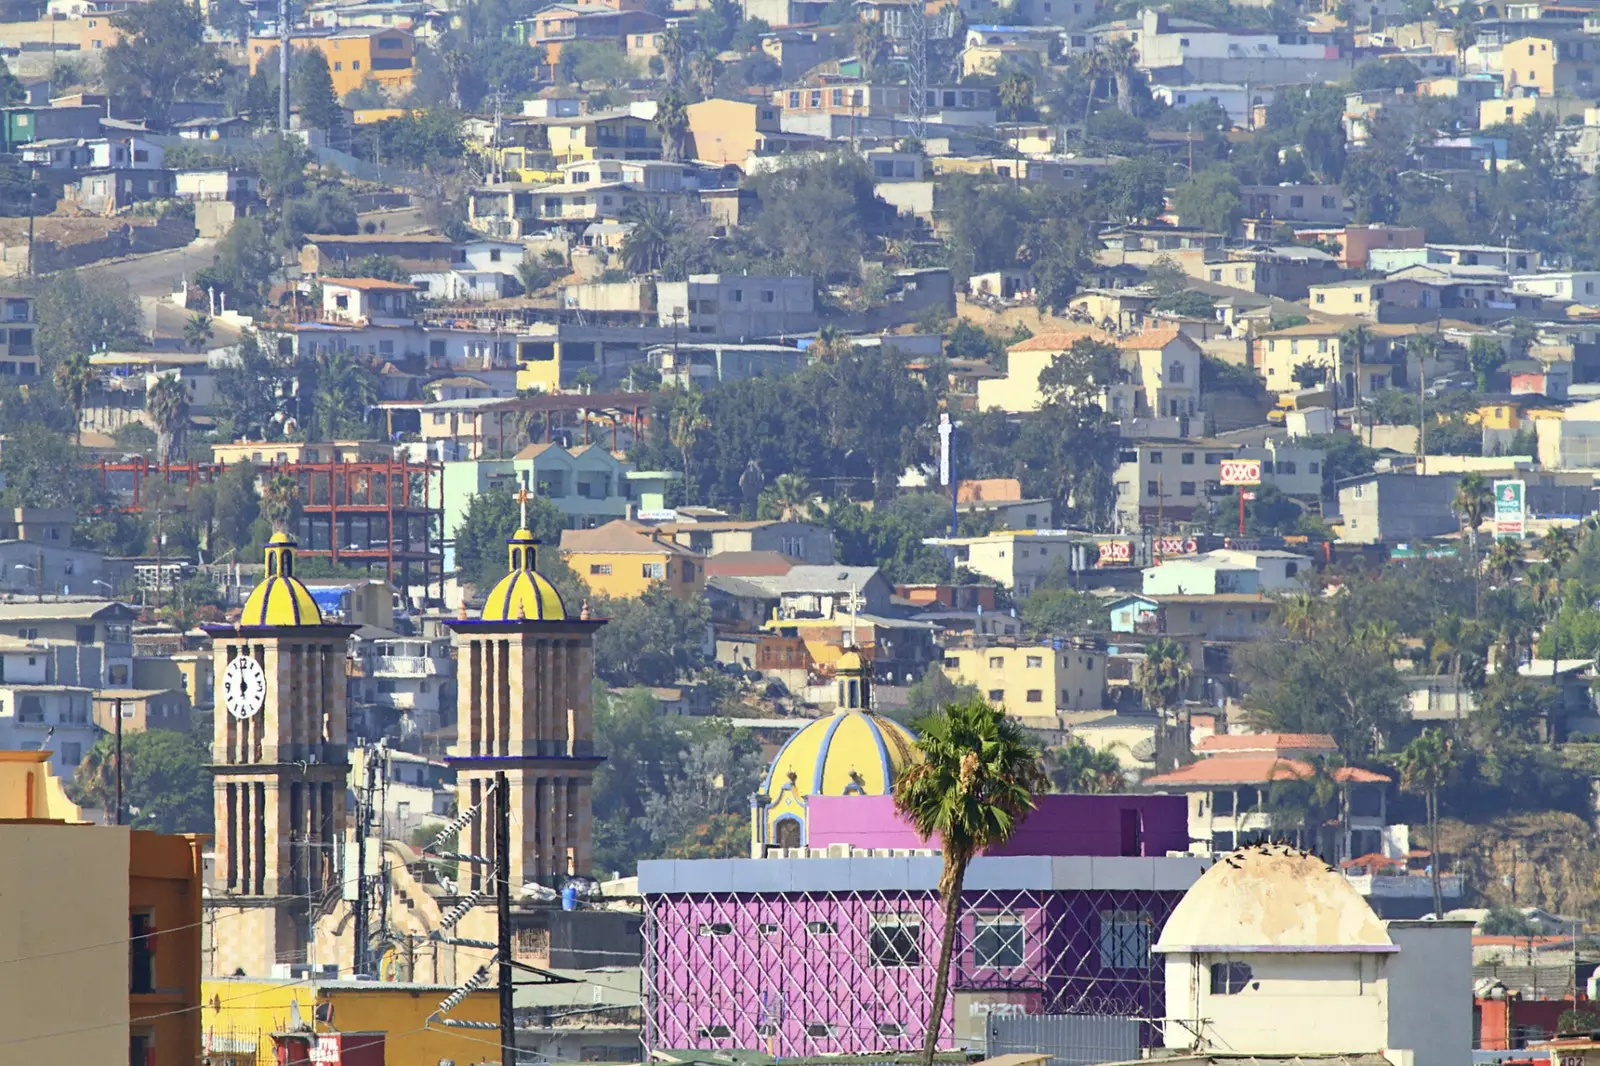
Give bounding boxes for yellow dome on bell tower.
[481,527,567,622]
[238,532,323,627]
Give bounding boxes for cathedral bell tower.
[447,493,603,893]
[205,532,357,976]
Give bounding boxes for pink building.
[642,794,1204,1057]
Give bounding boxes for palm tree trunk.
[922,853,968,1066]
[1428,790,1442,917]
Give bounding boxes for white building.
[0,682,98,781]
[655,274,817,339]
[1156,844,1472,1066]
[1151,83,1276,127]
[1510,271,1600,303]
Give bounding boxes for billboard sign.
[1219,459,1262,486]
[1493,479,1525,539]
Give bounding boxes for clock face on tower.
[223,654,267,720]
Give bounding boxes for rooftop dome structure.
[239,532,323,627]
[481,526,566,622]
[1155,842,1394,954]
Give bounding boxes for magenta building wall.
[641,794,1205,1058]
[804,794,1191,857]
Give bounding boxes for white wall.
[1384,921,1473,1066]
[1164,951,1391,1054]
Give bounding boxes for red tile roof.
[1197,732,1339,754]
[1114,327,1184,350]
[1006,327,1112,352]
[1143,753,1389,788]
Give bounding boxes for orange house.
[247,26,416,96]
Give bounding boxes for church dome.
[239,533,323,627]
[1155,843,1394,955]
[481,528,566,622]
[762,707,919,801]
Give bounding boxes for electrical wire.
[0,854,379,967]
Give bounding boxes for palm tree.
[1454,472,1491,614]
[1486,535,1523,588]
[1267,754,1345,860]
[660,22,690,87]
[183,314,214,353]
[1280,590,1323,642]
[894,696,1046,1066]
[1136,637,1192,762]
[690,50,717,98]
[1337,323,1371,416]
[1428,613,1480,729]
[260,470,300,533]
[998,71,1034,122]
[146,375,190,464]
[312,351,377,439]
[1077,48,1109,127]
[1398,728,1456,917]
[619,201,682,275]
[53,351,91,445]
[654,88,691,163]
[1047,739,1125,793]
[1541,526,1576,574]
[669,388,709,502]
[766,472,812,522]
[1102,37,1138,114]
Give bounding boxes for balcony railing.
[371,656,445,677]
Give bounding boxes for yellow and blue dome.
[481,528,566,622]
[762,706,919,800]
[239,533,323,627]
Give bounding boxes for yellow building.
[246,26,416,96]
[209,438,386,466]
[559,519,704,599]
[942,643,1107,719]
[0,751,205,1066]
[1500,36,1600,98]
[749,654,920,855]
[201,975,499,1066]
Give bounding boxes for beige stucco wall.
[0,823,129,1064]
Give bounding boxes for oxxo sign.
[1219,459,1263,486]
[1153,537,1200,557]
[1097,541,1133,566]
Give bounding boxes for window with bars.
[869,913,922,967]
[1098,909,1151,970]
[973,912,1024,968]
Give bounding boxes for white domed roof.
[1155,843,1395,954]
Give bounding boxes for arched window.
[775,819,802,849]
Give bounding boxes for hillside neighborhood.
[12,0,1600,1062]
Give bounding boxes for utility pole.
[496,769,515,1066]
[113,696,123,826]
[353,747,376,977]
[278,0,291,133]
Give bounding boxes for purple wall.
[805,794,1190,857]
[644,885,1184,1056]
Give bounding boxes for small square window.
[1025,690,1043,702]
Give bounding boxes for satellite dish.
[289,998,304,1031]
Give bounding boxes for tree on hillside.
[590,584,713,686]
[146,375,189,464]
[1046,739,1125,793]
[52,351,90,444]
[895,698,1045,1066]
[1398,728,1457,916]
[296,48,345,136]
[1172,165,1242,234]
[655,88,690,163]
[73,728,212,833]
[34,270,140,369]
[214,332,294,441]
[183,314,214,353]
[453,487,569,592]
[102,0,226,124]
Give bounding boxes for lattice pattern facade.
[643,881,1185,1057]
